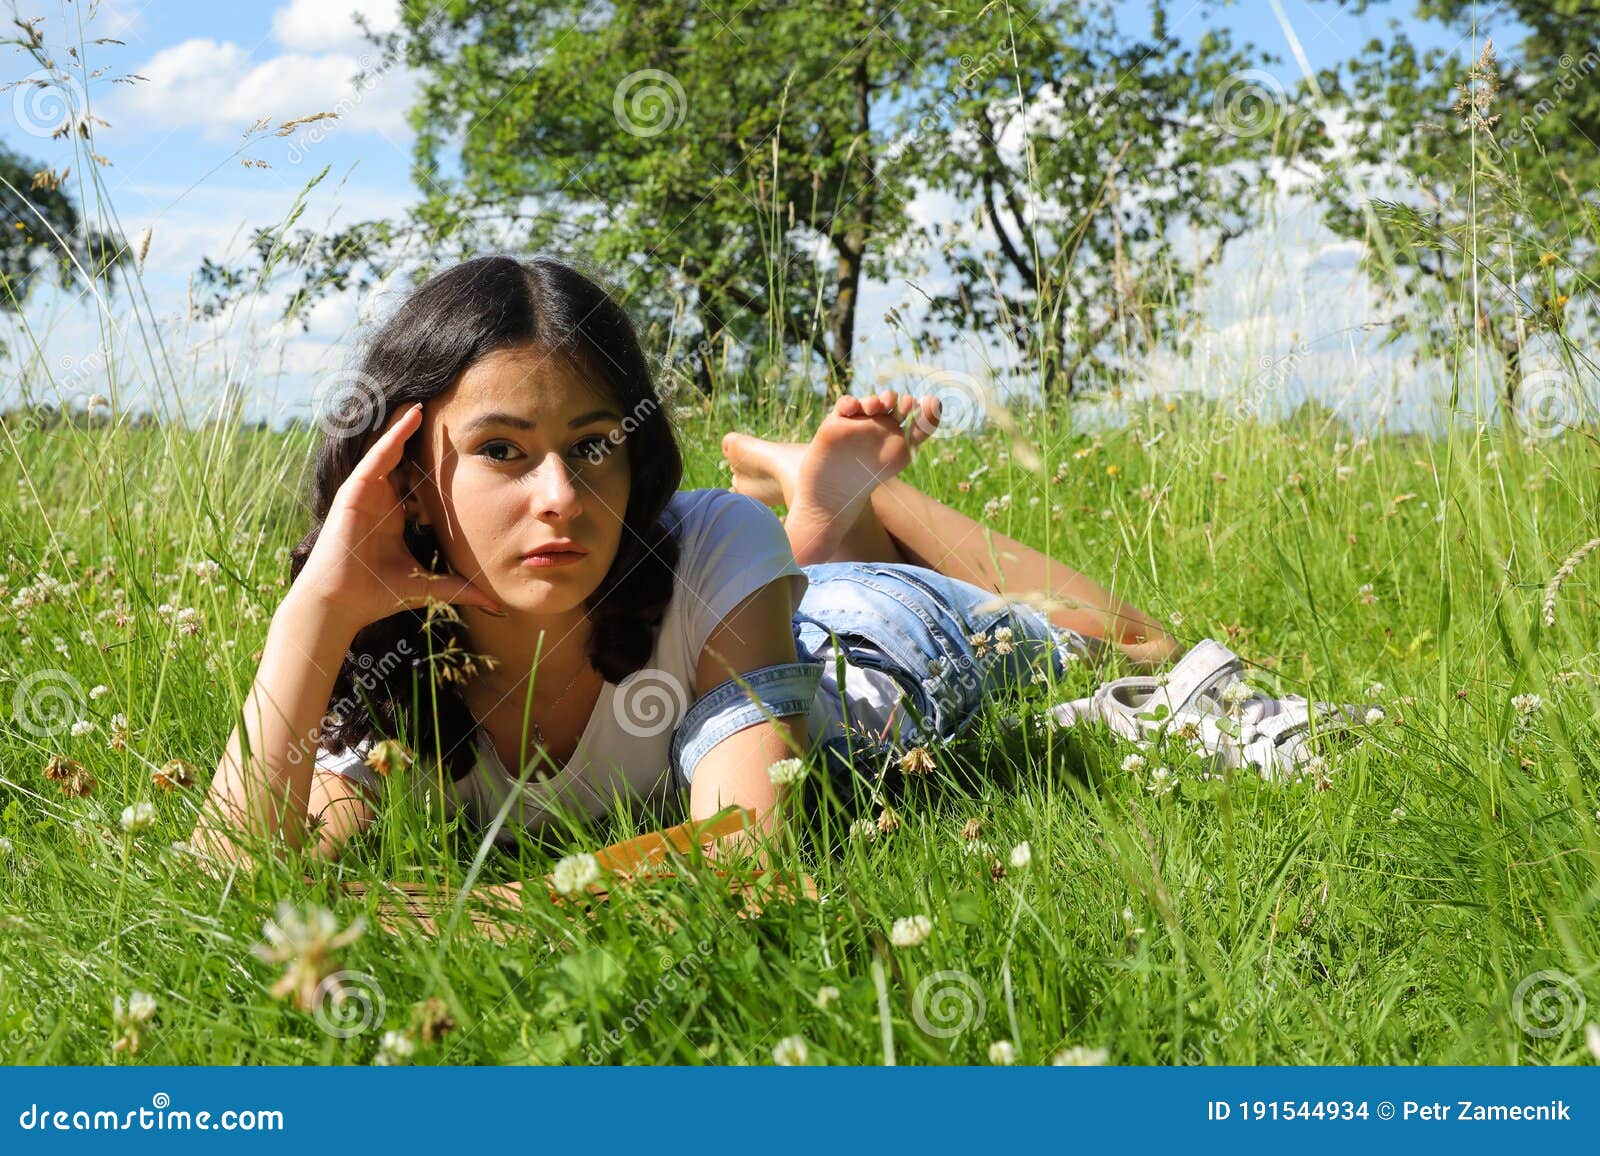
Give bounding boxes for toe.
[836,394,863,417]
[894,392,915,422]
[908,396,942,447]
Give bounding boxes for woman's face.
[401,344,632,617]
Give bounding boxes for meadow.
[3,374,1598,1065]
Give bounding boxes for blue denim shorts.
[670,561,1093,789]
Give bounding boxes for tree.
[1312,1,1599,409]
[0,17,139,355]
[0,142,127,323]
[904,1,1327,396]
[196,1,1297,400]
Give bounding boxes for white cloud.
[272,0,400,53]
[113,36,416,144]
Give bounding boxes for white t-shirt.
[313,487,908,844]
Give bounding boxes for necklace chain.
[527,662,592,750]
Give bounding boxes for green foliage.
[188,1,1303,400]
[1314,1,1599,405]
[2,398,1598,1065]
[0,142,128,330]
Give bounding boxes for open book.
[299,805,820,941]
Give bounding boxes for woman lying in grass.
[191,255,1180,871]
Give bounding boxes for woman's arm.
[190,587,367,870]
[687,577,810,867]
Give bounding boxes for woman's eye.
[572,435,611,460]
[479,441,520,462]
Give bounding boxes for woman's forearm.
[191,588,363,867]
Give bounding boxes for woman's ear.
[393,456,431,527]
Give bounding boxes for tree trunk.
[825,49,876,396]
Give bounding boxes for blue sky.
[1,0,1523,428]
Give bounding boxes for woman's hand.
[293,402,503,633]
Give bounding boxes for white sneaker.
[1048,638,1378,782]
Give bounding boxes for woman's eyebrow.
[461,408,623,436]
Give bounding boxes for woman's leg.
[722,391,1184,668]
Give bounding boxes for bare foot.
[721,432,805,509]
[781,390,941,564]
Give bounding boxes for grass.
[2,386,1599,1066]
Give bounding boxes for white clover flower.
[1121,753,1147,774]
[889,913,933,947]
[771,1035,809,1066]
[0,836,13,856]
[175,606,204,637]
[551,852,601,897]
[70,719,95,737]
[120,801,156,833]
[848,818,878,841]
[1365,682,1386,698]
[1219,682,1253,710]
[814,985,841,1010]
[1390,806,1406,822]
[1364,707,1385,726]
[372,1029,415,1066]
[766,757,807,787]
[110,989,158,1054]
[1008,840,1032,870]
[988,1039,1017,1065]
[991,626,1014,656]
[1587,1021,1600,1064]
[253,901,367,1011]
[1052,1044,1109,1066]
[1146,766,1176,797]
[1511,693,1544,717]
[89,684,110,700]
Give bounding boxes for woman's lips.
[519,550,587,568]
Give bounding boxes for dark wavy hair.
[288,255,684,781]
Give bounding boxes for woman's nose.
[530,452,583,520]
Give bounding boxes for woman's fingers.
[352,402,423,483]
